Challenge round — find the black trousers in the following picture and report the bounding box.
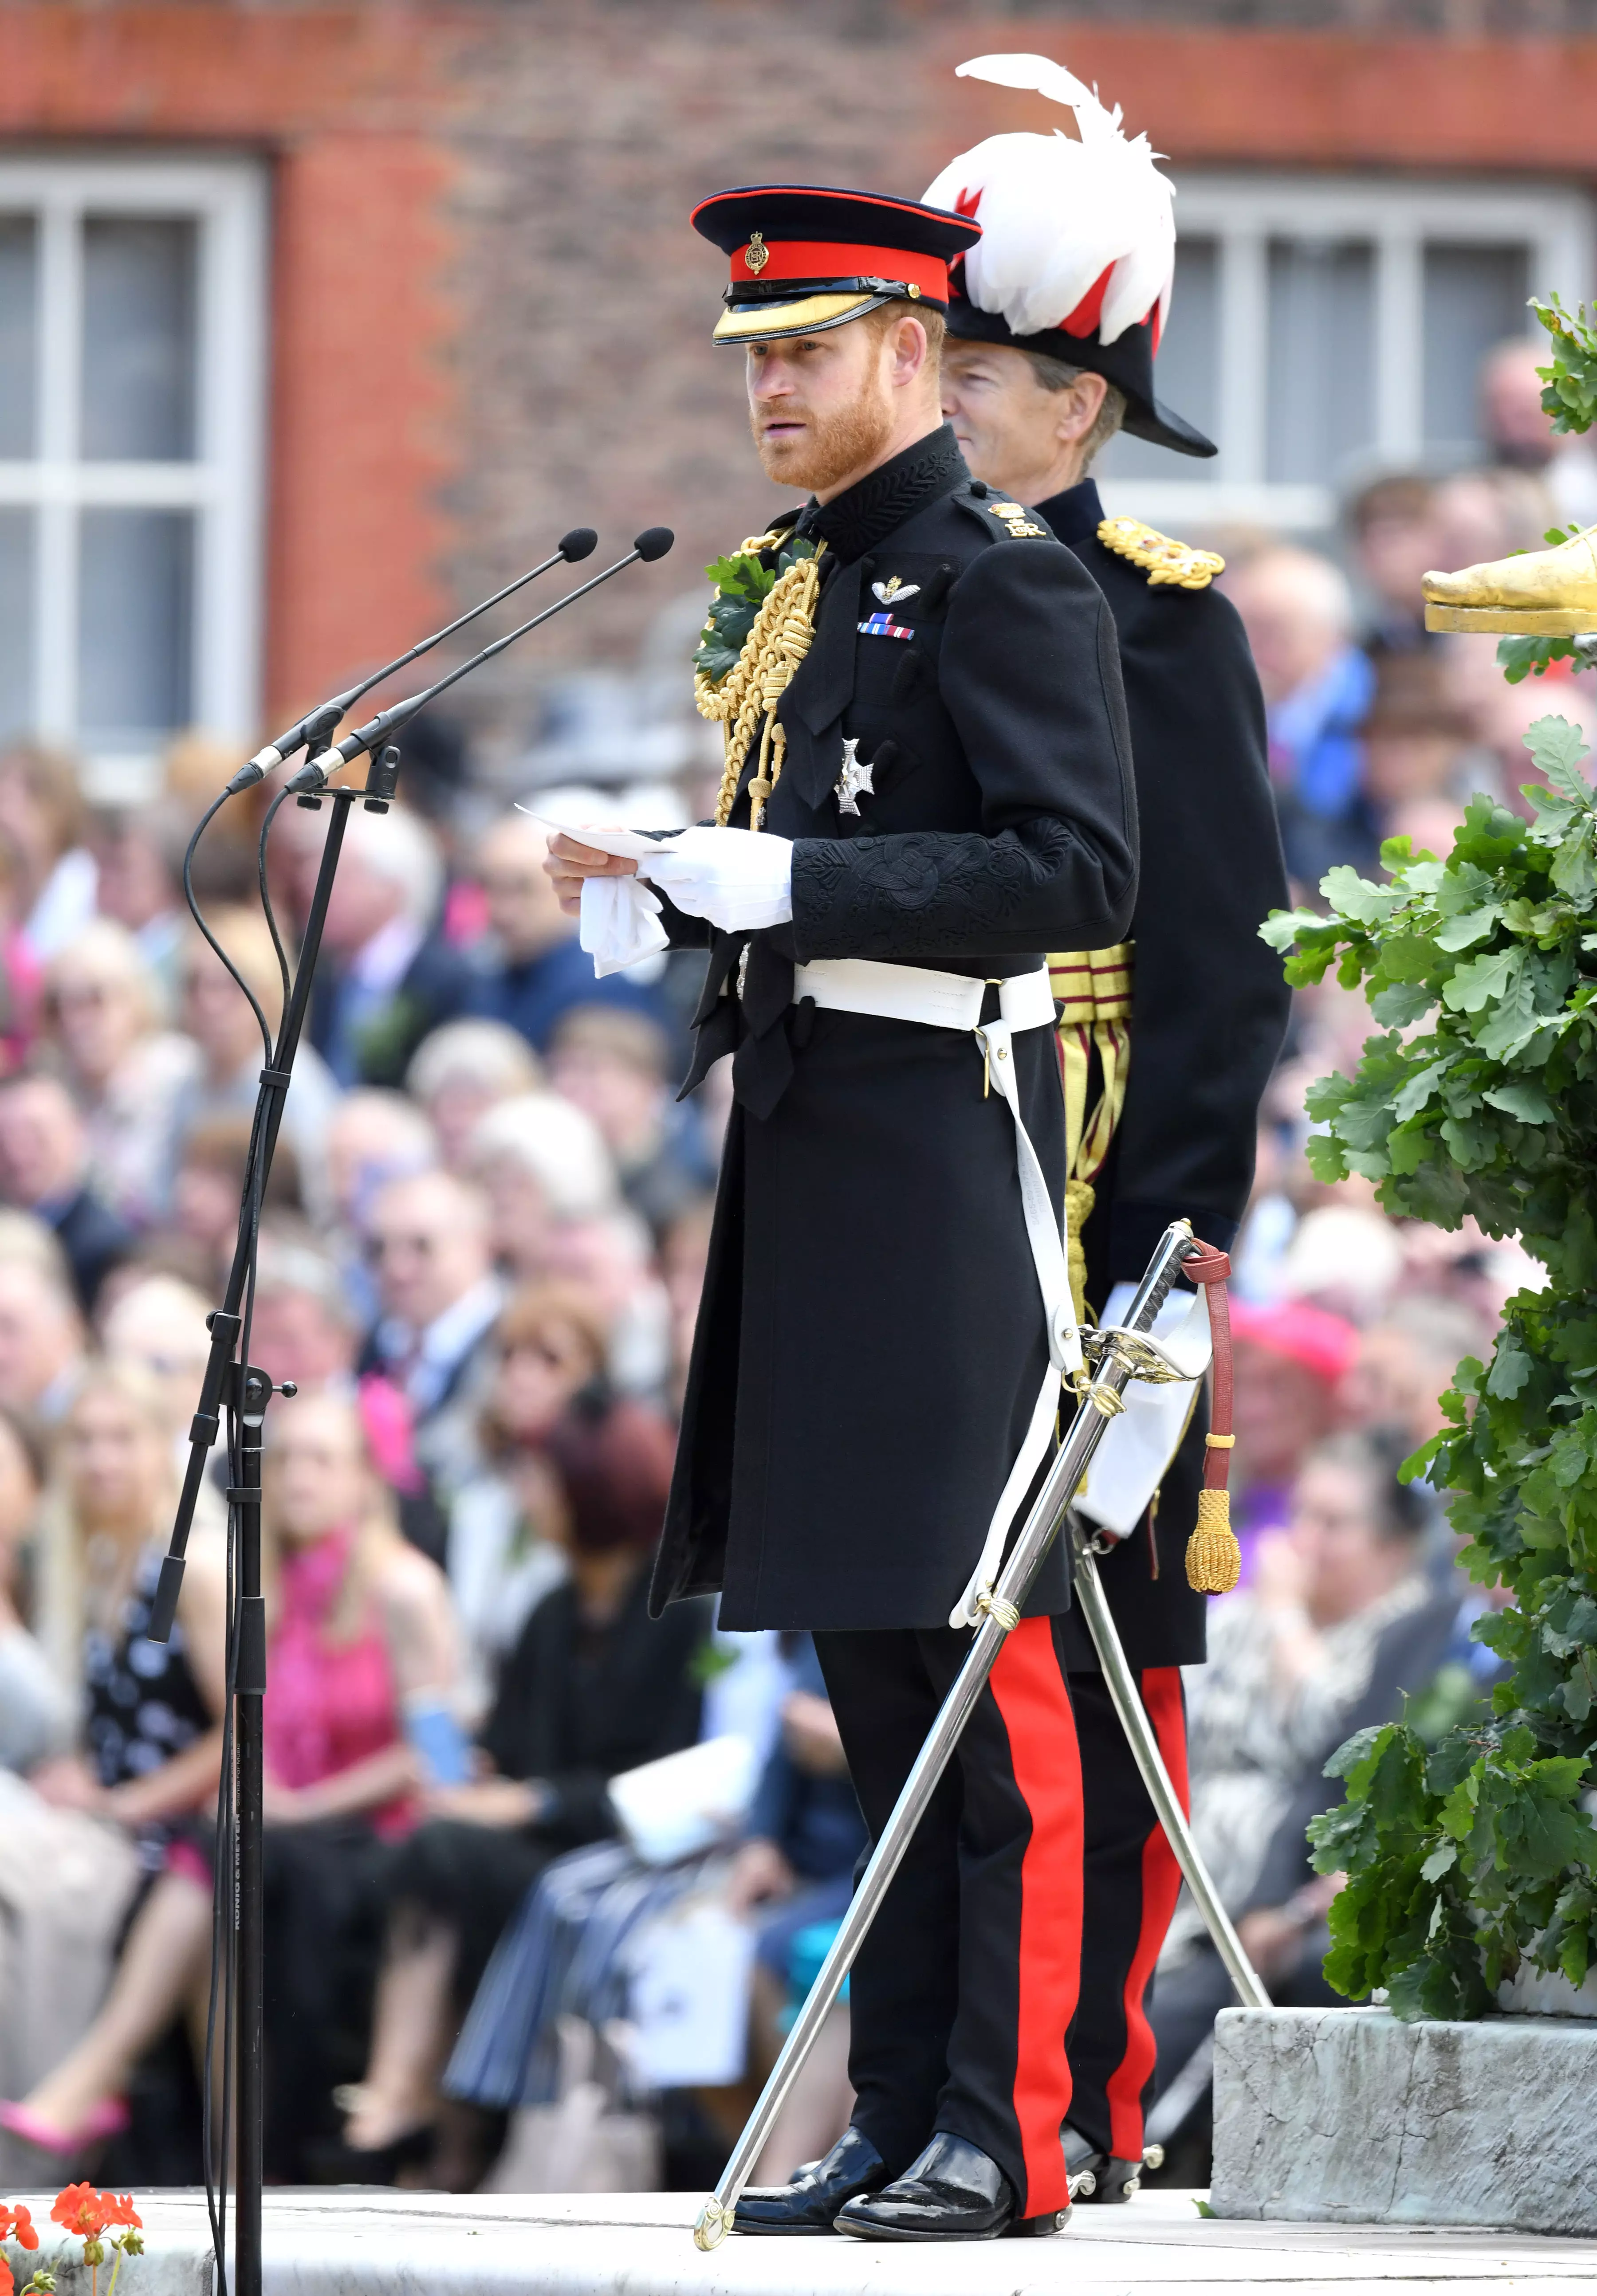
[814,1620,1084,2218]
[1066,1666,1188,2160]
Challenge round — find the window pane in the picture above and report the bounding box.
[1423,243,1530,456]
[0,217,37,459]
[1266,238,1374,485]
[81,217,197,460]
[77,508,193,739]
[0,510,32,732]
[1097,237,1220,482]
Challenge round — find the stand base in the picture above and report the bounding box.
[1424,602,1597,636]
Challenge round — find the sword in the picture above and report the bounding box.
[692,1218,1265,2250]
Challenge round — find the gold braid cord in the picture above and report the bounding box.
[696,535,826,833]
[1047,945,1134,1319]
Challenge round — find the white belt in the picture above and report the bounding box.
[791,955,1078,1629]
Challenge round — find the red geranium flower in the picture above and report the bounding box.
[0,2249,14,2296]
[10,2206,37,2251]
[104,2198,141,2233]
[51,2186,110,2239]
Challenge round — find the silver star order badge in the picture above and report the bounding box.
[834,736,875,817]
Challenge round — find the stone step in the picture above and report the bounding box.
[9,2185,1597,2296]
[1212,2004,1597,2239]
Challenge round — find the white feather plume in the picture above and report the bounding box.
[924,54,1176,346]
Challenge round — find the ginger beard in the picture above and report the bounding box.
[751,339,896,492]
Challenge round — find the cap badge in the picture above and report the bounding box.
[835,735,876,817]
[744,233,770,275]
[873,577,920,605]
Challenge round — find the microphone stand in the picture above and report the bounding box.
[145,524,673,2296]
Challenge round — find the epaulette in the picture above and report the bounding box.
[1097,515,1223,591]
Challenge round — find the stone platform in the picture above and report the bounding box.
[1212,2005,1597,2237]
[15,2187,1597,2296]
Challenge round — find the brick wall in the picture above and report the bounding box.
[3,0,1597,749]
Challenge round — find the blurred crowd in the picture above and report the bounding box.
[0,329,1563,2198]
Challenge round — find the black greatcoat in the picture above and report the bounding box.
[1037,478,1291,1672]
[649,427,1137,1633]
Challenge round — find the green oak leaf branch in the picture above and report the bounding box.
[1260,706,1597,2017]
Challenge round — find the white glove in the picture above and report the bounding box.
[641,826,793,933]
[579,874,670,976]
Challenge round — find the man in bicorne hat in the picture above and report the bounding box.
[547,184,1137,2237]
[930,54,1290,2198]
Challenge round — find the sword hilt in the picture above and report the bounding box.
[1122,1218,1196,1336]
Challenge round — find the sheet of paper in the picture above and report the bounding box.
[624,1897,756,2088]
[522,814,684,863]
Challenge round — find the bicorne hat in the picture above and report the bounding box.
[923,55,1216,459]
[692,184,983,347]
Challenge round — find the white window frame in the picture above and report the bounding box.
[0,151,267,796]
[1098,172,1593,535]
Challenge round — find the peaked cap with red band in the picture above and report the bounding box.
[924,55,1215,458]
[692,184,982,346]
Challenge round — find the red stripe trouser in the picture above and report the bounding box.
[814,1618,1084,2218]
[1065,1665,1190,2162]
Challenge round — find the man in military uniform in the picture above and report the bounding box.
[930,55,1291,2195]
[547,183,1137,2238]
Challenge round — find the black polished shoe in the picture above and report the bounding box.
[1063,2122,1150,2202]
[733,2127,889,2235]
[835,2131,1029,2241]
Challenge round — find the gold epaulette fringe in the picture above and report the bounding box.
[1097,516,1224,592]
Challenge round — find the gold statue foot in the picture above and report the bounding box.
[1422,525,1597,635]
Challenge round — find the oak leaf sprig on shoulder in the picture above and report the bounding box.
[1261,709,1597,2019]
[692,536,817,686]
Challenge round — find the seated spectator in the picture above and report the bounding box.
[0,1362,228,2162]
[98,1274,215,1446]
[1480,334,1597,527]
[326,1089,439,1331]
[337,1393,700,2182]
[165,910,341,1221]
[537,1205,672,1401]
[1432,464,1554,578]
[547,1006,716,1237]
[0,1405,71,1773]
[448,1282,609,1719]
[462,812,671,1053]
[165,1117,307,1299]
[405,1020,541,1171]
[89,805,187,1011]
[1229,1299,1360,1572]
[360,1171,503,1496]
[0,1073,134,1310]
[1347,472,1444,659]
[2,1387,452,2174]
[1278,1203,1404,1328]
[726,1640,867,2106]
[468,1092,617,1284]
[661,1196,714,1415]
[310,806,471,1089]
[0,834,41,1073]
[1223,546,1376,887]
[0,744,96,965]
[39,922,193,1227]
[1146,1433,1465,2164]
[0,1255,84,1431]
[1342,1295,1490,1460]
[1359,655,1476,844]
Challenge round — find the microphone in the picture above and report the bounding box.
[291,528,676,793]
[230,526,600,793]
